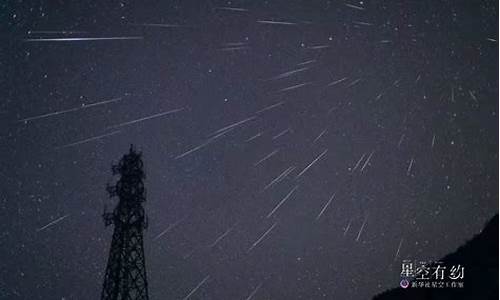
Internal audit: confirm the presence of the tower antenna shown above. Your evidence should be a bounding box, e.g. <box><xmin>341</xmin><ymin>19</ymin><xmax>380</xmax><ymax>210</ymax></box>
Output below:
<box><xmin>101</xmin><ymin>145</ymin><xmax>149</xmax><ymax>300</ymax></box>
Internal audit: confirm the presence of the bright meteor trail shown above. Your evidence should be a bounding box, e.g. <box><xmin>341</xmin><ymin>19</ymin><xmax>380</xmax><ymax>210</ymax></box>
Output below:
<box><xmin>23</xmin><ymin>36</ymin><xmax>144</xmax><ymax>42</ymax></box>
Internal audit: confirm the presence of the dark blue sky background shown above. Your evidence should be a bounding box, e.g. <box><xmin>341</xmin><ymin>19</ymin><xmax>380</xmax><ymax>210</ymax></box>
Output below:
<box><xmin>1</xmin><ymin>1</ymin><xmax>498</xmax><ymax>299</ymax></box>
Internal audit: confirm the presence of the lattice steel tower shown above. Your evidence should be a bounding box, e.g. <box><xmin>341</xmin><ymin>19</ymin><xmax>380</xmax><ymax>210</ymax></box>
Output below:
<box><xmin>101</xmin><ymin>145</ymin><xmax>149</xmax><ymax>300</ymax></box>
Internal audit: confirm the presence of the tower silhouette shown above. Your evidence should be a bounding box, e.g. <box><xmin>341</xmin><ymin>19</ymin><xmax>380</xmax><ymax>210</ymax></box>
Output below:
<box><xmin>101</xmin><ymin>145</ymin><xmax>149</xmax><ymax>300</ymax></box>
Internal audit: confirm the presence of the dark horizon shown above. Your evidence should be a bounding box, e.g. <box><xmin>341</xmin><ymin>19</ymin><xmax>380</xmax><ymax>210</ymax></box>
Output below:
<box><xmin>375</xmin><ymin>213</ymin><xmax>498</xmax><ymax>299</ymax></box>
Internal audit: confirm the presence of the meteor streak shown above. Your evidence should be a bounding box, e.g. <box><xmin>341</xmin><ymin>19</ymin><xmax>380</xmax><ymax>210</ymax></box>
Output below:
<box><xmin>55</xmin><ymin>131</ymin><xmax>121</xmax><ymax>149</ymax></box>
<box><xmin>19</xmin><ymin>97</ymin><xmax>123</xmax><ymax>123</ymax></box>
<box><xmin>266</xmin><ymin>185</ymin><xmax>299</xmax><ymax>218</ymax></box>
<box><xmin>316</xmin><ymin>193</ymin><xmax>336</xmax><ymax>221</ymax></box>
<box><xmin>182</xmin><ymin>276</ymin><xmax>210</xmax><ymax>300</ymax></box>
<box><xmin>247</xmin><ymin>222</ymin><xmax>278</xmax><ymax>253</ymax></box>
<box><xmin>36</xmin><ymin>214</ymin><xmax>70</xmax><ymax>232</ymax></box>
<box><xmin>24</xmin><ymin>36</ymin><xmax>143</xmax><ymax>42</ymax></box>
<box><xmin>107</xmin><ymin>107</ymin><xmax>184</xmax><ymax>129</ymax></box>
<box><xmin>296</xmin><ymin>149</ymin><xmax>328</xmax><ymax>178</ymax></box>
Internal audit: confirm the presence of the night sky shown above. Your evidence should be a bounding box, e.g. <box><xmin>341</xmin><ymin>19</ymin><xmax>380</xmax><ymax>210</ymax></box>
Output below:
<box><xmin>2</xmin><ymin>1</ymin><xmax>498</xmax><ymax>299</ymax></box>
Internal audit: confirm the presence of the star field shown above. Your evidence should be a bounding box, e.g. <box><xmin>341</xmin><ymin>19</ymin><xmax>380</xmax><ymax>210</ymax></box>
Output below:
<box><xmin>1</xmin><ymin>1</ymin><xmax>498</xmax><ymax>299</ymax></box>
